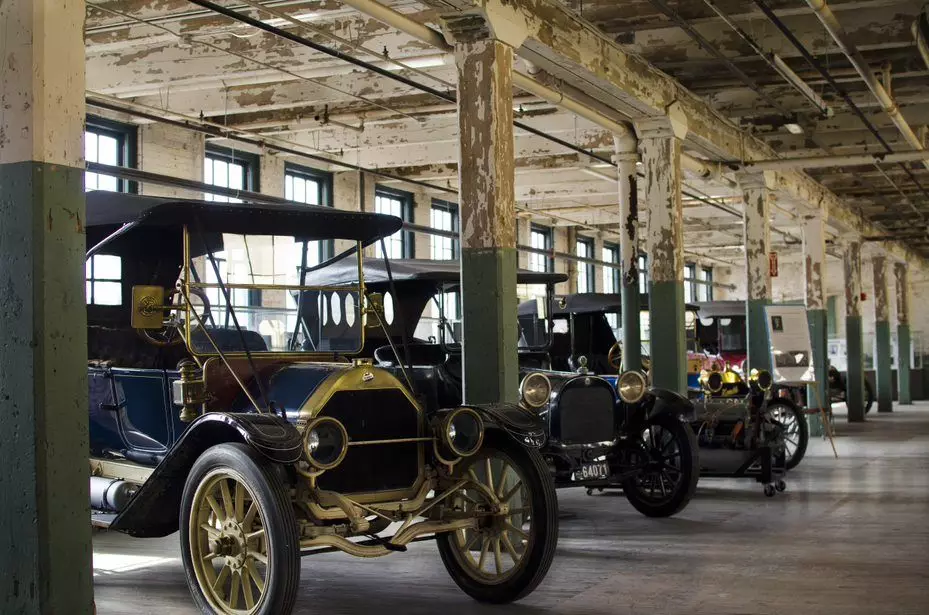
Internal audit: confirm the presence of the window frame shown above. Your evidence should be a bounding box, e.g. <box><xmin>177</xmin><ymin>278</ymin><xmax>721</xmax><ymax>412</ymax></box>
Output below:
<box><xmin>529</xmin><ymin>224</ymin><xmax>554</xmax><ymax>273</ymax></box>
<box><xmin>85</xmin><ymin>116</ymin><xmax>138</xmax><ymax>194</ymax></box>
<box><xmin>204</xmin><ymin>146</ymin><xmax>260</xmax><ymax>201</ymax></box>
<box><xmin>85</xmin><ymin>254</ymin><xmax>123</xmax><ymax>306</ymax></box>
<box><xmin>684</xmin><ymin>263</ymin><xmax>697</xmax><ymax>303</ymax></box>
<box><xmin>374</xmin><ymin>186</ymin><xmax>415</xmax><ymax>259</ymax></box>
<box><xmin>576</xmin><ymin>236</ymin><xmax>595</xmax><ymax>293</ymax></box>
<box><xmin>285</xmin><ymin>163</ymin><xmax>335</xmax><ymax>265</ymax></box>
<box><xmin>430</xmin><ymin>199</ymin><xmax>460</xmax><ymax>260</ymax></box>
<box><xmin>602</xmin><ymin>242</ymin><xmax>620</xmax><ymax>294</ymax></box>
<box><xmin>638</xmin><ymin>253</ymin><xmax>648</xmax><ymax>289</ymax></box>
<box><xmin>698</xmin><ymin>266</ymin><xmax>714</xmax><ymax>301</ymax></box>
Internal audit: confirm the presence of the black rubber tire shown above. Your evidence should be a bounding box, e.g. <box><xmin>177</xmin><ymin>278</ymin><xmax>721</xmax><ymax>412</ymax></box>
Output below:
<box><xmin>622</xmin><ymin>413</ymin><xmax>699</xmax><ymax>518</ymax></box>
<box><xmin>864</xmin><ymin>379</ymin><xmax>875</xmax><ymax>414</ymax></box>
<box><xmin>180</xmin><ymin>443</ymin><xmax>300</xmax><ymax>615</ymax></box>
<box><xmin>436</xmin><ymin>431</ymin><xmax>558</xmax><ymax>604</ymax></box>
<box><xmin>768</xmin><ymin>400</ymin><xmax>809</xmax><ymax>471</ymax></box>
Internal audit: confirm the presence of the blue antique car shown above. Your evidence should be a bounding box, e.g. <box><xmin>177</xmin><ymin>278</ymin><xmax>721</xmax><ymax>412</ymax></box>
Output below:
<box><xmin>85</xmin><ymin>192</ymin><xmax>558</xmax><ymax>614</ymax></box>
<box><xmin>307</xmin><ymin>259</ymin><xmax>699</xmax><ymax>519</ymax></box>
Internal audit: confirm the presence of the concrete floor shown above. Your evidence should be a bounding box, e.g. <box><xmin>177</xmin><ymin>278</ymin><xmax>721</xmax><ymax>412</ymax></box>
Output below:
<box><xmin>93</xmin><ymin>403</ymin><xmax>929</xmax><ymax>615</ymax></box>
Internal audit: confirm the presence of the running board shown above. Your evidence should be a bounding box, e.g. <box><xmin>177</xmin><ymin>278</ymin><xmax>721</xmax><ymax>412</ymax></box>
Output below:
<box><xmin>92</xmin><ymin>512</ymin><xmax>117</xmax><ymax>529</ymax></box>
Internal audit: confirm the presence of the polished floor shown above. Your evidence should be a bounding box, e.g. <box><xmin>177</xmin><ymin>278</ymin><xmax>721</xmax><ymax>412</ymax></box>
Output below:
<box><xmin>93</xmin><ymin>403</ymin><xmax>929</xmax><ymax>615</ymax></box>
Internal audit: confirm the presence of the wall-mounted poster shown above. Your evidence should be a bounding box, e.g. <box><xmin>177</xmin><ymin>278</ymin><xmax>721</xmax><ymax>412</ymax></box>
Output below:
<box><xmin>764</xmin><ymin>304</ymin><xmax>815</xmax><ymax>384</ymax></box>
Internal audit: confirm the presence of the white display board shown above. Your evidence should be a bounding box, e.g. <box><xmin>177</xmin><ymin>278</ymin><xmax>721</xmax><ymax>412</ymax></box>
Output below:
<box><xmin>764</xmin><ymin>304</ymin><xmax>815</xmax><ymax>384</ymax></box>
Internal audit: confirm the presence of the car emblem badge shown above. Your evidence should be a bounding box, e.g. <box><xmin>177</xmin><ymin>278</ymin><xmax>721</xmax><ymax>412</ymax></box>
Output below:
<box><xmin>362</xmin><ymin>371</ymin><xmax>375</xmax><ymax>382</ymax></box>
<box><xmin>584</xmin><ymin>377</ymin><xmax>591</xmax><ymax>386</ymax></box>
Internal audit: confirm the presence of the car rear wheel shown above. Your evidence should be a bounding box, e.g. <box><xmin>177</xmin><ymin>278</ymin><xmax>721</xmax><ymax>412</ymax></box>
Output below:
<box><xmin>622</xmin><ymin>413</ymin><xmax>699</xmax><ymax>518</ymax></box>
<box><xmin>436</xmin><ymin>432</ymin><xmax>558</xmax><ymax>604</ymax></box>
<box><xmin>768</xmin><ymin>401</ymin><xmax>809</xmax><ymax>470</ymax></box>
<box><xmin>180</xmin><ymin>443</ymin><xmax>300</xmax><ymax>615</ymax></box>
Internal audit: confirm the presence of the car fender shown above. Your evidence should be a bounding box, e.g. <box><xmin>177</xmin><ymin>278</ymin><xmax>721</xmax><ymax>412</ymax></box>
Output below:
<box><xmin>108</xmin><ymin>412</ymin><xmax>302</xmax><ymax>538</ymax></box>
<box><xmin>646</xmin><ymin>388</ymin><xmax>695</xmax><ymax>422</ymax></box>
<box><xmin>462</xmin><ymin>402</ymin><xmax>547</xmax><ymax>448</ymax></box>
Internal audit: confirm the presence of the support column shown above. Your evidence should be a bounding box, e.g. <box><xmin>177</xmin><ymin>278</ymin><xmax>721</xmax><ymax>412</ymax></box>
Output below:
<box><xmin>636</xmin><ymin>107</ymin><xmax>688</xmax><ymax>394</ymax></box>
<box><xmin>615</xmin><ymin>134</ymin><xmax>641</xmax><ymax>372</ymax></box>
<box><xmin>844</xmin><ymin>240</ymin><xmax>866</xmax><ymax>422</ymax></box>
<box><xmin>566</xmin><ymin>227</ymin><xmax>579</xmax><ymax>293</ymax></box>
<box><xmin>0</xmin><ymin>1</ymin><xmax>94</xmax><ymax>613</ymax></box>
<box><xmin>444</xmin><ymin>14</ymin><xmax>521</xmax><ymax>404</ymax></box>
<box><xmin>895</xmin><ymin>262</ymin><xmax>912</xmax><ymax>405</ymax></box>
<box><xmin>803</xmin><ymin>212</ymin><xmax>830</xmax><ymax>432</ymax></box>
<box><xmin>738</xmin><ymin>172</ymin><xmax>773</xmax><ymax>373</ymax></box>
<box><xmin>873</xmin><ymin>255</ymin><xmax>893</xmax><ymax>413</ymax></box>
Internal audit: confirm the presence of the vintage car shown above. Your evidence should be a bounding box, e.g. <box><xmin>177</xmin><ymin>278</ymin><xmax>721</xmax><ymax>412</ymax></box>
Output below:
<box><xmin>307</xmin><ymin>260</ymin><xmax>699</xmax><ymax>519</ymax></box>
<box><xmin>519</xmin><ymin>292</ymin><xmax>809</xmax><ymax>472</ymax></box>
<box><xmin>85</xmin><ymin>193</ymin><xmax>558</xmax><ymax>614</ymax></box>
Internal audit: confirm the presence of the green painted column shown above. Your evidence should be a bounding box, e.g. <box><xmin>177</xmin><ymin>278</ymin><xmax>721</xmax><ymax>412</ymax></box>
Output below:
<box><xmin>872</xmin><ymin>256</ymin><xmax>893</xmax><ymax>413</ymax></box>
<box><xmin>803</xmin><ymin>212</ymin><xmax>829</xmax><ymax>431</ymax></box>
<box><xmin>738</xmin><ymin>172</ymin><xmax>772</xmax><ymax>373</ymax></box>
<box><xmin>894</xmin><ymin>262</ymin><xmax>912</xmax><ymax>405</ymax></box>
<box><xmin>636</xmin><ymin>109</ymin><xmax>689</xmax><ymax>394</ymax></box>
<box><xmin>0</xmin><ymin>1</ymin><xmax>94</xmax><ymax>613</ymax></box>
<box><xmin>446</xmin><ymin>19</ymin><xmax>520</xmax><ymax>404</ymax></box>
<box><xmin>844</xmin><ymin>241</ymin><xmax>866</xmax><ymax>422</ymax></box>
<box><xmin>615</xmin><ymin>137</ymin><xmax>642</xmax><ymax>372</ymax></box>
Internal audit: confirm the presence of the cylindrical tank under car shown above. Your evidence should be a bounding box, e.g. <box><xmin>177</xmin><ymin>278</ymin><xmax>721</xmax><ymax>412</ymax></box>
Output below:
<box><xmin>90</xmin><ymin>476</ymin><xmax>140</xmax><ymax>512</ymax></box>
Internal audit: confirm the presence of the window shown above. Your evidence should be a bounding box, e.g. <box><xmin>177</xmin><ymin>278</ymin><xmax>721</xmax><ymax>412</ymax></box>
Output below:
<box><xmin>85</xmin><ymin>117</ymin><xmax>136</xmax><ymax>193</ymax></box>
<box><xmin>430</xmin><ymin>200</ymin><xmax>459</xmax><ymax>260</ymax></box>
<box><xmin>285</xmin><ymin>164</ymin><xmax>334</xmax><ymax>267</ymax></box>
<box><xmin>529</xmin><ymin>225</ymin><xmax>553</xmax><ymax>273</ymax></box>
<box><xmin>576</xmin><ymin>237</ymin><xmax>595</xmax><ymax>293</ymax></box>
<box><xmin>374</xmin><ymin>188</ymin><xmax>414</xmax><ymax>258</ymax></box>
<box><xmin>204</xmin><ymin>147</ymin><xmax>259</xmax><ymax>203</ymax></box>
<box><xmin>85</xmin><ymin>254</ymin><xmax>122</xmax><ymax>306</ymax></box>
<box><xmin>602</xmin><ymin>243</ymin><xmax>620</xmax><ymax>294</ymax></box>
<box><xmin>685</xmin><ymin>263</ymin><xmax>697</xmax><ymax>303</ymax></box>
<box><xmin>638</xmin><ymin>254</ymin><xmax>648</xmax><ymax>289</ymax></box>
<box><xmin>697</xmin><ymin>267</ymin><xmax>713</xmax><ymax>301</ymax></box>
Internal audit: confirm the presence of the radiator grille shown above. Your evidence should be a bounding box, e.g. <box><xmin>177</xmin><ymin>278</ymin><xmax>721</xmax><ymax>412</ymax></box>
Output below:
<box><xmin>557</xmin><ymin>381</ymin><xmax>616</xmax><ymax>444</ymax></box>
<box><xmin>316</xmin><ymin>388</ymin><xmax>421</xmax><ymax>494</ymax></box>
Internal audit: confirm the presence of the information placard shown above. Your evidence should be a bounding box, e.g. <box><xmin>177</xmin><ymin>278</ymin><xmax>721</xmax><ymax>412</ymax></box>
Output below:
<box><xmin>764</xmin><ymin>304</ymin><xmax>815</xmax><ymax>384</ymax></box>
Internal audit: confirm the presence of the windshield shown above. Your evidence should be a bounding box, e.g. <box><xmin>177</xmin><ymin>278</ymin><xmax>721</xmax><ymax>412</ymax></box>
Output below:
<box><xmin>185</xmin><ymin>232</ymin><xmax>364</xmax><ymax>355</ymax></box>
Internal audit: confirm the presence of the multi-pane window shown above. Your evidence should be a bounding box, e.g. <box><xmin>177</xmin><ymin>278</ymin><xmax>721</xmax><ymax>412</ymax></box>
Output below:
<box><xmin>698</xmin><ymin>267</ymin><xmax>713</xmax><ymax>301</ymax></box>
<box><xmin>430</xmin><ymin>200</ymin><xmax>459</xmax><ymax>260</ymax></box>
<box><xmin>685</xmin><ymin>263</ymin><xmax>697</xmax><ymax>303</ymax></box>
<box><xmin>529</xmin><ymin>225</ymin><xmax>553</xmax><ymax>273</ymax></box>
<box><xmin>638</xmin><ymin>254</ymin><xmax>648</xmax><ymax>289</ymax></box>
<box><xmin>85</xmin><ymin>118</ymin><xmax>136</xmax><ymax>193</ymax></box>
<box><xmin>285</xmin><ymin>164</ymin><xmax>333</xmax><ymax>267</ymax></box>
<box><xmin>204</xmin><ymin>147</ymin><xmax>258</xmax><ymax>203</ymax></box>
<box><xmin>576</xmin><ymin>237</ymin><xmax>595</xmax><ymax>293</ymax></box>
<box><xmin>602</xmin><ymin>243</ymin><xmax>620</xmax><ymax>294</ymax></box>
<box><xmin>85</xmin><ymin>254</ymin><xmax>122</xmax><ymax>306</ymax></box>
<box><xmin>374</xmin><ymin>188</ymin><xmax>413</xmax><ymax>259</ymax></box>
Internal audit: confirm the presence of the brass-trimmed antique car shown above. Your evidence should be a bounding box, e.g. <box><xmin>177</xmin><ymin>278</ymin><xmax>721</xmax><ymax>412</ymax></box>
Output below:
<box><xmin>85</xmin><ymin>192</ymin><xmax>558</xmax><ymax>614</ymax></box>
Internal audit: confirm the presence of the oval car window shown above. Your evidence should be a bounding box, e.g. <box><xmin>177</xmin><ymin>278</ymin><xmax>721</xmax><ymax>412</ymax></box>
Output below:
<box><xmin>330</xmin><ymin>292</ymin><xmax>342</xmax><ymax>325</ymax></box>
<box><xmin>344</xmin><ymin>294</ymin><xmax>356</xmax><ymax>327</ymax></box>
<box><xmin>318</xmin><ymin>293</ymin><xmax>329</xmax><ymax>326</ymax></box>
<box><xmin>384</xmin><ymin>292</ymin><xmax>395</xmax><ymax>325</ymax></box>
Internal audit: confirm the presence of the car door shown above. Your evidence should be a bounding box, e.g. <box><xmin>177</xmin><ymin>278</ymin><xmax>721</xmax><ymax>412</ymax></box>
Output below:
<box><xmin>110</xmin><ymin>367</ymin><xmax>174</xmax><ymax>456</ymax></box>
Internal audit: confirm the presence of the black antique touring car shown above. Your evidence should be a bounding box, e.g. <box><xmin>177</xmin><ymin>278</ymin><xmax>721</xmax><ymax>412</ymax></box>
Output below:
<box><xmin>85</xmin><ymin>193</ymin><xmax>558</xmax><ymax>614</ymax></box>
<box><xmin>307</xmin><ymin>259</ymin><xmax>699</xmax><ymax>518</ymax></box>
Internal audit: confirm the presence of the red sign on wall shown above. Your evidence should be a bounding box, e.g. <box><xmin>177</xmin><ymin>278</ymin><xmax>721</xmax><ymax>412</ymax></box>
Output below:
<box><xmin>769</xmin><ymin>251</ymin><xmax>779</xmax><ymax>278</ymax></box>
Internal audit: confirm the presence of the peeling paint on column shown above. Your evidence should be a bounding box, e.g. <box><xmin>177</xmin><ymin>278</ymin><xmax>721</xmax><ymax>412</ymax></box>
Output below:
<box><xmin>453</xmin><ymin>37</ymin><xmax>516</xmax><ymax>250</ymax></box>
<box><xmin>803</xmin><ymin>213</ymin><xmax>826</xmax><ymax>310</ymax></box>
<box><xmin>895</xmin><ymin>262</ymin><xmax>909</xmax><ymax>326</ymax></box>
<box><xmin>844</xmin><ymin>241</ymin><xmax>862</xmax><ymax>319</ymax></box>
<box><xmin>639</xmin><ymin>135</ymin><xmax>683</xmax><ymax>283</ymax></box>
<box><xmin>739</xmin><ymin>175</ymin><xmax>771</xmax><ymax>302</ymax></box>
<box><xmin>873</xmin><ymin>256</ymin><xmax>890</xmax><ymax>323</ymax></box>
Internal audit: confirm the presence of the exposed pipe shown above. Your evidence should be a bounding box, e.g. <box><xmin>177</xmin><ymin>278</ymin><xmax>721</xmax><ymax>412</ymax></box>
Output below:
<box><xmin>804</xmin><ymin>0</ymin><xmax>929</xmax><ymax>170</ymax></box>
<box><xmin>733</xmin><ymin>149</ymin><xmax>929</xmax><ymax>171</ymax></box>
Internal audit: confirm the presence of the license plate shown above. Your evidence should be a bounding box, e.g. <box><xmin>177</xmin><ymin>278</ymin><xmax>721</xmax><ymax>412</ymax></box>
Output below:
<box><xmin>575</xmin><ymin>462</ymin><xmax>610</xmax><ymax>481</ymax></box>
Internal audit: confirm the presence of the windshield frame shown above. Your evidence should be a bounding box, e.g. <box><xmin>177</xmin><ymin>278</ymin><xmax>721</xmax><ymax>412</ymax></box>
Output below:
<box><xmin>181</xmin><ymin>225</ymin><xmax>368</xmax><ymax>359</ymax></box>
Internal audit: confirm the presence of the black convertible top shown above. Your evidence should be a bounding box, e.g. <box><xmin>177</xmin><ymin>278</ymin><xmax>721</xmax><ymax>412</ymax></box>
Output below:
<box><xmin>86</xmin><ymin>191</ymin><xmax>402</xmax><ymax>244</ymax></box>
<box><xmin>306</xmin><ymin>258</ymin><xmax>568</xmax><ymax>287</ymax></box>
<box><xmin>695</xmin><ymin>300</ymin><xmax>746</xmax><ymax>319</ymax></box>
<box><xmin>518</xmin><ymin>292</ymin><xmax>698</xmax><ymax>316</ymax></box>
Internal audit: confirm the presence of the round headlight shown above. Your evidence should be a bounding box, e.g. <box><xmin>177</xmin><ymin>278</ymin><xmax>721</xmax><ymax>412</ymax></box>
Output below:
<box><xmin>751</xmin><ymin>368</ymin><xmax>774</xmax><ymax>391</ymax></box>
<box><xmin>706</xmin><ymin>371</ymin><xmax>723</xmax><ymax>393</ymax></box>
<box><xmin>617</xmin><ymin>370</ymin><xmax>648</xmax><ymax>404</ymax></box>
<box><xmin>439</xmin><ymin>408</ymin><xmax>484</xmax><ymax>457</ymax></box>
<box><xmin>303</xmin><ymin>416</ymin><xmax>348</xmax><ymax>471</ymax></box>
<box><xmin>520</xmin><ymin>372</ymin><xmax>552</xmax><ymax>409</ymax></box>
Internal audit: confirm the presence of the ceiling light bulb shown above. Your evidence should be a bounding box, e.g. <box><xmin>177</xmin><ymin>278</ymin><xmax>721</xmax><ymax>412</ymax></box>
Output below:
<box><xmin>784</xmin><ymin>123</ymin><xmax>804</xmax><ymax>135</ymax></box>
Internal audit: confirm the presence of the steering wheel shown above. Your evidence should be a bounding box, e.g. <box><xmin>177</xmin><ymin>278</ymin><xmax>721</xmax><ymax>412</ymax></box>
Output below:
<box><xmin>136</xmin><ymin>287</ymin><xmax>211</xmax><ymax>347</ymax></box>
<box><xmin>607</xmin><ymin>341</ymin><xmax>623</xmax><ymax>372</ymax></box>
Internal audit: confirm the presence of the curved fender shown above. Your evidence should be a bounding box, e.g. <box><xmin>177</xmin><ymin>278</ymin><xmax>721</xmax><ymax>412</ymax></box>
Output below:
<box><xmin>462</xmin><ymin>402</ymin><xmax>547</xmax><ymax>448</ymax></box>
<box><xmin>109</xmin><ymin>412</ymin><xmax>301</xmax><ymax>538</ymax></box>
<box><xmin>646</xmin><ymin>388</ymin><xmax>695</xmax><ymax>421</ymax></box>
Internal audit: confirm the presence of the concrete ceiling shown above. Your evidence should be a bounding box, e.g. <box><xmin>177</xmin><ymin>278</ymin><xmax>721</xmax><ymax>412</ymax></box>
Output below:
<box><xmin>84</xmin><ymin>0</ymin><xmax>929</xmax><ymax>257</ymax></box>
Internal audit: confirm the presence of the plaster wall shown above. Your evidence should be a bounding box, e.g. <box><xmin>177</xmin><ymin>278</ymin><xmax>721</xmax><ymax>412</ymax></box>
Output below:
<box><xmin>138</xmin><ymin>123</ymin><xmax>205</xmax><ymax>197</ymax></box>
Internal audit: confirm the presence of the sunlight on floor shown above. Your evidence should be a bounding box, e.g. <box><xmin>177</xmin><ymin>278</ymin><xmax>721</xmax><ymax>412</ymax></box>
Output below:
<box><xmin>93</xmin><ymin>552</ymin><xmax>177</xmax><ymax>576</ymax></box>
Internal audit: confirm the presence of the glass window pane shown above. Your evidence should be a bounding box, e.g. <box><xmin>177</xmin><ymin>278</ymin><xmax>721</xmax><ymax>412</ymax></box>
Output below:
<box><xmin>98</xmin><ymin>135</ymin><xmax>119</xmax><ymax>165</ymax></box>
<box><xmin>93</xmin><ymin>281</ymin><xmax>122</xmax><ymax>305</ymax></box>
<box><xmin>284</xmin><ymin>175</ymin><xmax>293</xmax><ymax>200</ymax></box>
<box><xmin>85</xmin><ymin>280</ymin><xmax>92</xmax><ymax>304</ymax></box>
<box><xmin>294</xmin><ymin>177</ymin><xmax>306</xmax><ymax>203</ymax></box>
<box><xmin>94</xmin><ymin>255</ymin><xmax>121</xmax><ymax>279</ymax></box>
<box><xmin>98</xmin><ymin>174</ymin><xmax>118</xmax><ymax>192</ymax></box>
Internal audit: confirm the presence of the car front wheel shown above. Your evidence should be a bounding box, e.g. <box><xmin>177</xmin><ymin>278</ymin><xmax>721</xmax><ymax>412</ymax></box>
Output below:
<box><xmin>436</xmin><ymin>432</ymin><xmax>558</xmax><ymax>604</ymax></box>
<box><xmin>768</xmin><ymin>400</ymin><xmax>809</xmax><ymax>470</ymax></box>
<box><xmin>180</xmin><ymin>443</ymin><xmax>300</xmax><ymax>615</ymax></box>
<box><xmin>622</xmin><ymin>413</ymin><xmax>699</xmax><ymax>518</ymax></box>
